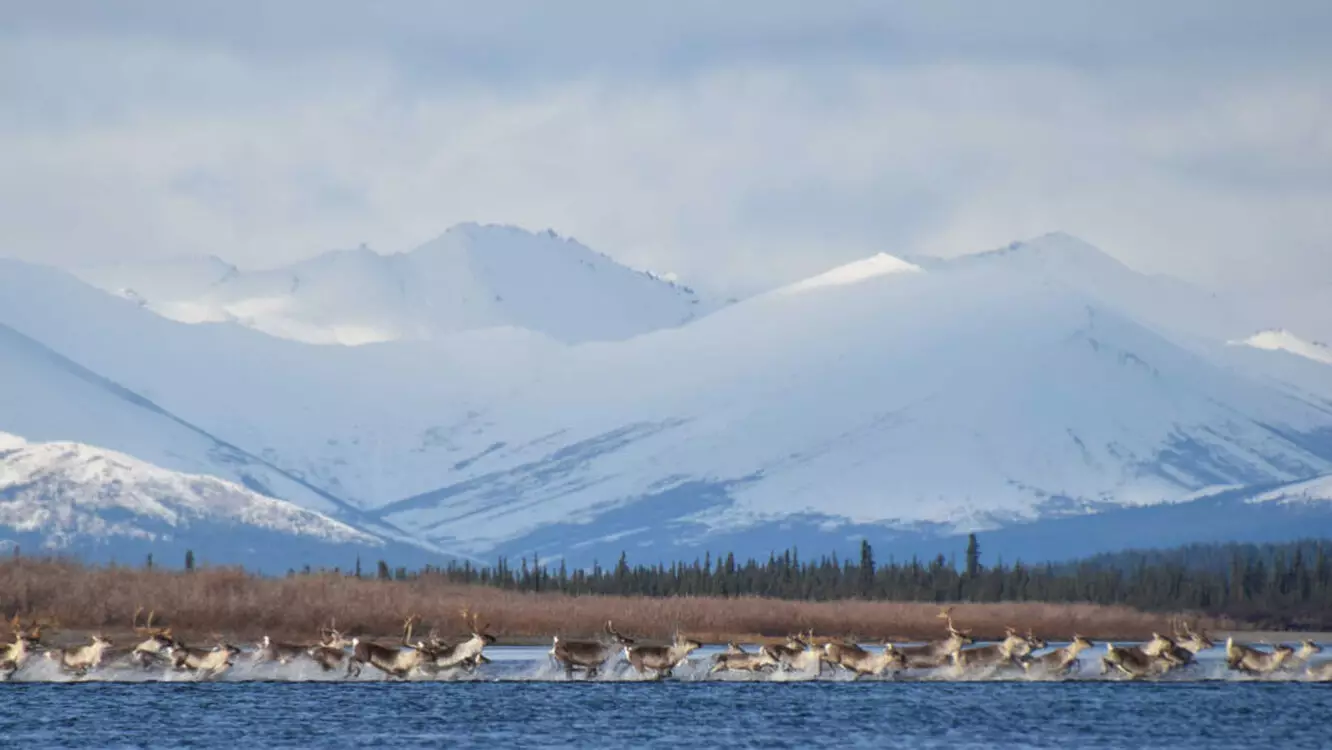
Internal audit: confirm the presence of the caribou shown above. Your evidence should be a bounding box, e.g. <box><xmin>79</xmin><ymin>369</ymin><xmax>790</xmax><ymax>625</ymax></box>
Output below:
<box><xmin>306</xmin><ymin>619</ymin><xmax>355</xmax><ymax>672</ymax></box>
<box><xmin>254</xmin><ymin>634</ymin><xmax>310</xmax><ymax>666</ymax></box>
<box><xmin>170</xmin><ymin>639</ymin><xmax>243</xmax><ymax>680</ymax></box>
<box><xmin>621</xmin><ymin>629</ymin><xmax>703</xmax><ymax>679</ymax></box>
<box><xmin>129</xmin><ymin>607</ymin><xmax>176</xmax><ymax>669</ymax></box>
<box><xmin>47</xmin><ymin>633</ymin><xmax>114</xmax><ymax>676</ymax></box>
<box><xmin>1284</xmin><ymin>639</ymin><xmax>1323</xmax><ymax>672</ymax></box>
<box><xmin>1225</xmin><ymin>638</ymin><xmax>1295</xmax><ymax>676</ymax></box>
<box><xmin>422</xmin><ymin>609</ymin><xmax>496</xmax><ymax>673</ymax></box>
<box><xmin>760</xmin><ymin>632</ymin><xmax>811</xmax><ymax>670</ymax></box>
<box><xmin>1171</xmin><ymin>620</ymin><xmax>1214</xmax><ymax>660</ymax></box>
<box><xmin>1149</xmin><ymin>620</ymin><xmax>1213</xmax><ymax>670</ymax></box>
<box><xmin>1</xmin><ymin>616</ymin><xmax>44</xmax><ymax>681</ymax></box>
<box><xmin>757</xmin><ymin>631</ymin><xmax>824</xmax><ymax>674</ymax></box>
<box><xmin>951</xmin><ymin>628</ymin><xmax>1046</xmax><ymax>673</ymax></box>
<box><xmin>893</xmin><ymin>608</ymin><xmax>975</xmax><ymax>669</ymax></box>
<box><xmin>1101</xmin><ymin>634</ymin><xmax>1183</xmax><ymax>679</ymax></box>
<box><xmin>709</xmin><ymin>642</ymin><xmax>780</xmax><ymax>674</ymax></box>
<box><xmin>550</xmin><ymin>621</ymin><xmax>633</xmax><ymax>678</ymax></box>
<box><xmin>822</xmin><ymin>640</ymin><xmax>906</xmax><ymax>678</ymax></box>
<box><xmin>347</xmin><ymin>615</ymin><xmax>436</xmax><ymax>679</ymax></box>
<box><xmin>1023</xmin><ymin>635</ymin><xmax>1095</xmax><ymax>677</ymax></box>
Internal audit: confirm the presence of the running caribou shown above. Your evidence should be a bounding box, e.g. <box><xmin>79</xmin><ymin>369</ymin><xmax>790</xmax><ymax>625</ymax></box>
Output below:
<box><xmin>1225</xmin><ymin>638</ymin><xmax>1295</xmax><ymax>676</ymax></box>
<box><xmin>951</xmin><ymin>628</ymin><xmax>1046</xmax><ymax>672</ymax></box>
<box><xmin>169</xmin><ymin>636</ymin><xmax>243</xmax><ymax>680</ymax></box>
<box><xmin>709</xmin><ymin>642</ymin><xmax>781</xmax><ymax>674</ymax></box>
<box><xmin>1</xmin><ymin>616</ymin><xmax>44</xmax><ymax>681</ymax></box>
<box><xmin>347</xmin><ymin>615</ymin><xmax>436</xmax><ymax>678</ymax></box>
<box><xmin>47</xmin><ymin>633</ymin><xmax>115</xmax><ymax>676</ymax></box>
<box><xmin>1023</xmin><ymin>635</ymin><xmax>1094</xmax><ymax>677</ymax></box>
<box><xmin>1100</xmin><ymin>633</ymin><xmax>1183</xmax><ymax>679</ymax></box>
<box><xmin>421</xmin><ymin>609</ymin><xmax>497</xmax><ymax>673</ymax></box>
<box><xmin>621</xmin><ymin>629</ymin><xmax>703</xmax><ymax>679</ymax></box>
<box><xmin>307</xmin><ymin>619</ymin><xmax>355</xmax><ymax>672</ymax></box>
<box><xmin>822</xmin><ymin>640</ymin><xmax>906</xmax><ymax>678</ymax></box>
<box><xmin>893</xmin><ymin>608</ymin><xmax>975</xmax><ymax>669</ymax></box>
<box><xmin>550</xmin><ymin>621</ymin><xmax>634</xmax><ymax>678</ymax></box>
<box><xmin>129</xmin><ymin>607</ymin><xmax>176</xmax><ymax>669</ymax></box>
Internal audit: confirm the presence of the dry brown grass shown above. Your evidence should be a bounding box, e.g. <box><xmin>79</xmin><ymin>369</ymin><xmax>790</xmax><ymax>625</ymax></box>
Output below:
<box><xmin>0</xmin><ymin>558</ymin><xmax>1218</xmax><ymax>646</ymax></box>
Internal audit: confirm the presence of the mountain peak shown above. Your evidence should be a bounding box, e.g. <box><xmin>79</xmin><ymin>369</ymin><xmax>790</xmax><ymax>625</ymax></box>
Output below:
<box><xmin>780</xmin><ymin>253</ymin><xmax>923</xmax><ymax>295</ymax></box>
<box><xmin>973</xmin><ymin>231</ymin><xmax>1122</xmax><ymax>268</ymax></box>
<box><xmin>68</xmin><ymin>224</ymin><xmax>712</xmax><ymax>346</ymax></box>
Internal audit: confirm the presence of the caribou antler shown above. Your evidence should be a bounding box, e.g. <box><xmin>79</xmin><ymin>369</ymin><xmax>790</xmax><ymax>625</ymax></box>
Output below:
<box><xmin>459</xmin><ymin>607</ymin><xmax>489</xmax><ymax>636</ymax></box>
<box><xmin>605</xmin><ymin>620</ymin><xmax>633</xmax><ymax>645</ymax></box>
<box><xmin>937</xmin><ymin>607</ymin><xmax>970</xmax><ymax>635</ymax></box>
<box><xmin>133</xmin><ymin>606</ymin><xmax>169</xmax><ymax>637</ymax></box>
<box><xmin>401</xmin><ymin>614</ymin><xmax>421</xmax><ymax>645</ymax></box>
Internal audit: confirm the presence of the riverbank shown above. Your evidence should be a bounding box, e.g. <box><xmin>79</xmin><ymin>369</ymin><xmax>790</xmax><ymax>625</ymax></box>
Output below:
<box><xmin>3</xmin><ymin>557</ymin><xmax>1225</xmax><ymax>645</ymax></box>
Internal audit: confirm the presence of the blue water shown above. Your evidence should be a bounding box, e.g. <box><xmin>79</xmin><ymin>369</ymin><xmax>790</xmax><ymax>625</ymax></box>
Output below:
<box><xmin>2</xmin><ymin>680</ymin><xmax>1330</xmax><ymax>749</ymax></box>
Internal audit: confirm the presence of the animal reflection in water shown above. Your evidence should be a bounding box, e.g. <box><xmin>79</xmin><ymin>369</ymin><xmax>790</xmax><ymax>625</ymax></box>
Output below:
<box><xmin>3</xmin><ymin>607</ymin><xmax>1330</xmax><ymax>684</ymax></box>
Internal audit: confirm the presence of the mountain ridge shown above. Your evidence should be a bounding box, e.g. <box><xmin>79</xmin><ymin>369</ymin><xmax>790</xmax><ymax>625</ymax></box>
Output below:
<box><xmin>4</xmin><ymin>228</ymin><xmax>1331</xmax><ymax>567</ymax></box>
<box><xmin>73</xmin><ymin>223</ymin><xmax>713</xmax><ymax>346</ymax></box>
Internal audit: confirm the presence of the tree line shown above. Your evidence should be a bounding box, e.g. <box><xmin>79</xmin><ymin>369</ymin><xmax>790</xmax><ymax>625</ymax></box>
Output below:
<box><xmin>301</xmin><ymin>535</ymin><xmax>1332</xmax><ymax>629</ymax></box>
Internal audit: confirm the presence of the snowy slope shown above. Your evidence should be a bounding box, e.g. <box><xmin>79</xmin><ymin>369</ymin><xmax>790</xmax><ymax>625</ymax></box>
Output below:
<box><xmin>8</xmin><ymin>230</ymin><xmax>1332</xmax><ymax>567</ymax></box>
<box><xmin>75</xmin><ymin>224</ymin><xmax>710</xmax><ymax>345</ymax></box>
<box><xmin>0</xmin><ymin>432</ymin><xmax>450</xmax><ymax>571</ymax></box>
<box><xmin>1247</xmin><ymin>473</ymin><xmax>1332</xmax><ymax>507</ymax></box>
<box><xmin>75</xmin><ymin>255</ymin><xmax>238</xmax><ymax>304</ymax></box>
<box><xmin>369</xmin><ymin>239</ymin><xmax>1332</xmax><ymax>558</ymax></box>
<box><xmin>0</xmin><ymin>259</ymin><xmax>553</xmax><ymax>508</ymax></box>
<box><xmin>0</xmin><ymin>431</ymin><xmax>373</xmax><ymax>545</ymax></box>
<box><xmin>0</xmin><ymin>317</ymin><xmax>467</xmax><ymax>561</ymax></box>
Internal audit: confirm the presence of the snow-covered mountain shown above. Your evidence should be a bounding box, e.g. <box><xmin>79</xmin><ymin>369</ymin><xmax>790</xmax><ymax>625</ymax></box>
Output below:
<box><xmin>0</xmin><ymin>432</ymin><xmax>443</xmax><ymax>571</ymax></box>
<box><xmin>6</xmin><ymin>229</ymin><xmax>1332</xmax><ymax>567</ymax></box>
<box><xmin>74</xmin><ymin>224</ymin><xmax>711</xmax><ymax>345</ymax></box>
<box><xmin>371</xmin><ymin>234</ymin><xmax>1332</xmax><ymax>561</ymax></box>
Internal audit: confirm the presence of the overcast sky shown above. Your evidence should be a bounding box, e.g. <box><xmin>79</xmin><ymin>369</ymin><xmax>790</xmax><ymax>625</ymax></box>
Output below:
<box><xmin>2</xmin><ymin>1</ymin><xmax>1329</xmax><ymax>296</ymax></box>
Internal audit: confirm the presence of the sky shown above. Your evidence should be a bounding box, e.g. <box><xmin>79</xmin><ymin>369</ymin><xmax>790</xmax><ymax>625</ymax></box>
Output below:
<box><xmin>2</xmin><ymin>1</ymin><xmax>1330</xmax><ymax>297</ymax></box>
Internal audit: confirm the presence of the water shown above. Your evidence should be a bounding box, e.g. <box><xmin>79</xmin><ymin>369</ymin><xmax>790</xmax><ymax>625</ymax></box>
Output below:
<box><xmin>4</xmin><ymin>645</ymin><xmax>1331</xmax><ymax>748</ymax></box>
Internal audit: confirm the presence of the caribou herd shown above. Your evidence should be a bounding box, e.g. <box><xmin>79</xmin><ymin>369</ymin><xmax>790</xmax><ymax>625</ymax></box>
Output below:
<box><xmin>2</xmin><ymin>606</ymin><xmax>1329</xmax><ymax>682</ymax></box>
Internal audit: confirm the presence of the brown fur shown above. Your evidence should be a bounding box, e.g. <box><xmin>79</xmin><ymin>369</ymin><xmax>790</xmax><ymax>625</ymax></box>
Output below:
<box><xmin>1226</xmin><ymin>638</ymin><xmax>1295</xmax><ymax>675</ymax></box>
<box><xmin>550</xmin><ymin>621</ymin><xmax>633</xmax><ymax>678</ymax></box>
<box><xmin>623</xmin><ymin>632</ymin><xmax>703</xmax><ymax>678</ymax></box>
<box><xmin>1024</xmin><ymin>635</ymin><xmax>1094</xmax><ymax>676</ymax></box>
<box><xmin>823</xmin><ymin>641</ymin><xmax>906</xmax><ymax>678</ymax></box>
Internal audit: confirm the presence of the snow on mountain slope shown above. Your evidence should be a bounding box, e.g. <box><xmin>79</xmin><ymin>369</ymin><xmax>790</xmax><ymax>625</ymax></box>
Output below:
<box><xmin>1246</xmin><ymin>473</ymin><xmax>1332</xmax><ymax>507</ymax></box>
<box><xmin>0</xmin><ymin>431</ymin><xmax>374</xmax><ymax>546</ymax></box>
<box><xmin>778</xmin><ymin>253</ymin><xmax>922</xmax><ymax>294</ymax></box>
<box><xmin>369</xmin><ymin>245</ymin><xmax>1332</xmax><ymax>557</ymax></box>
<box><xmin>74</xmin><ymin>255</ymin><xmax>238</xmax><ymax>304</ymax></box>
<box><xmin>75</xmin><ymin>224</ymin><xmax>710</xmax><ymax>345</ymax></box>
<box><xmin>7</xmin><ymin>230</ymin><xmax>1331</xmax><ymax>567</ymax></box>
<box><xmin>0</xmin><ymin>317</ymin><xmax>472</xmax><ymax>561</ymax></box>
<box><xmin>1235</xmin><ymin>329</ymin><xmax>1332</xmax><ymax>366</ymax></box>
<box><xmin>0</xmin><ymin>321</ymin><xmax>349</xmax><ymax>516</ymax></box>
<box><xmin>0</xmin><ymin>431</ymin><xmax>454</xmax><ymax>571</ymax></box>
<box><xmin>0</xmin><ymin>259</ymin><xmax>554</xmax><ymax>508</ymax></box>
<box><xmin>944</xmin><ymin>233</ymin><xmax>1265</xmax><ymax>347</ymax></box>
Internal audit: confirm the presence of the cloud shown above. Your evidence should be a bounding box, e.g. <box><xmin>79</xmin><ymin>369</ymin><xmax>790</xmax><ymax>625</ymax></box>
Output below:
<box><xmin>1</xmin><ymin>2</ymin><xmax>1330</xmax><ymax>297</ymax></box>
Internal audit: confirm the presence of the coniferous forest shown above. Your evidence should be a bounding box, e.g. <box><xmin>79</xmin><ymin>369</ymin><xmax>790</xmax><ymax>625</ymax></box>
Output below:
<box><xmin>340</xmin><ymin>536</ymin><xmax>1332</xmax><ymax>630</ymax></box>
